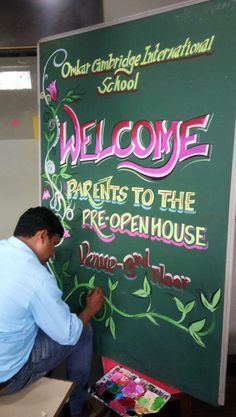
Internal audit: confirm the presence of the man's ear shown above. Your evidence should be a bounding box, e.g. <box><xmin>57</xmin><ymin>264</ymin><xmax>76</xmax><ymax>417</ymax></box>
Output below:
<box><xmin>35</xmin><ymin>229</ymin><xmax>48</xmax><ymax>242</ymax></box>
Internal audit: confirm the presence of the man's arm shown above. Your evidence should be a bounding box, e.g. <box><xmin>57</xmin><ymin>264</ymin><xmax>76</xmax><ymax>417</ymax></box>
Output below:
<box><xmin>78</xmin><ymin>287</ymin><xmax>104</xmax><ymax>326</ymax></box>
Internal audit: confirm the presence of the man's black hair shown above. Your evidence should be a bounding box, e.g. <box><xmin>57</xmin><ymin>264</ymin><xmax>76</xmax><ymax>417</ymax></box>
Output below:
<box><xmin>13</xmin><ymin>207</ymin><xmax>64</xmax><ymax>238</ymax></box>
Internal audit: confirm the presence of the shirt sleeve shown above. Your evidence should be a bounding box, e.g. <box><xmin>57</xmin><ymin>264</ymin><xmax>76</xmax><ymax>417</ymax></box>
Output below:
<box><xmin>29</xmin><ymin>269</ymin><xmax>83</xmax><ymax>345</ymax></box>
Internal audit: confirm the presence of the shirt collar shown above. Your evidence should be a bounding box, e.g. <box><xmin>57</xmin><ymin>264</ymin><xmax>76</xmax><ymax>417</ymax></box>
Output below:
<box><xmin>8</xmin><ymin>236</ymin><xmax>38</xmax><ymax>260</ymax></box>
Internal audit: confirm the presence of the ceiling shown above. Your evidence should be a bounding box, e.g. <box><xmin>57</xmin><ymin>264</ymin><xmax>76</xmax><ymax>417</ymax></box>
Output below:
<box><xmin>0</xmin><ymin>0</ymin><xmax>103</xmax><ymax>49</ymax></box>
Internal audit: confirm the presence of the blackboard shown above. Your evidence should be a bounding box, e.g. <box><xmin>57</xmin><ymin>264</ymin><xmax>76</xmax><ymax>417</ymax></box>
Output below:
<box><xmin>39</xmin><ymin>0</ymin><xmax>236</xmax><ymax>405</ymax></box>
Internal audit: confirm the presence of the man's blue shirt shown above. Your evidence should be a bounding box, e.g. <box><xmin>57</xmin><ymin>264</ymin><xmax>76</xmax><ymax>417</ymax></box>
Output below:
<box><xmin>0</xmin><ymin>236</ymin><xmax>83</xmax><ymax>382</ymax></box>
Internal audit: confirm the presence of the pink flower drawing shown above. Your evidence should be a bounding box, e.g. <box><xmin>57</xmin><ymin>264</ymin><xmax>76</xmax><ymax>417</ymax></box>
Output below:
<box><xmin>63</xmin><ymin>229</ymin><xmax>71</xmax><ymax>238</ymax></box>
<box><xmin>42</xmin><ymin>187</ymin><xmax>51</xmax><ymax>200</ymax></box>
<box><xmin>46</xmin><ymin>80</ymin><xmax>58</xmax><ymax>101</ymax></box>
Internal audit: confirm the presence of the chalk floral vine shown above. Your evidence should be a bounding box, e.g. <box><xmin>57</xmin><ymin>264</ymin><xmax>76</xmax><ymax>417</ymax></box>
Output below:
<box><xmin>49</xmin><ymin>258</ymin><xmax>221</xmax><ymax>348</ymax></box>
<box><xmin>40</xmin><ymin>49</ymin><xmax>81</xmax><ymax>242</ymax></box>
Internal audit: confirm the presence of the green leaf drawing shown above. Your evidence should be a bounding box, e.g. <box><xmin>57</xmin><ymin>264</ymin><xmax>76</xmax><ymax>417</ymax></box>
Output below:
<box><xmin>65</xmin><ymin>90</ymin><xmax>80</xmax><ymax>102</ymax></box>
<box><xmin>173</xmin><ymin>298</ymin><xmax>195</xmax><ymax>324</ymax></box>
<box><xmin>65</xmin><ymin>90</ymin><xmax>74</xmax><ymax>97</ymax></box>
<box><xmin>109</xmin><ymin>317</ymin><xmax>116</xmax><ymax>339</ymax></box>
<box><xmin>189</xmin><ymin>318</ymin><xmax>206</xmax><ymax>333</ymax></box>
<box><xmin>189</xmin><ymin>318</ymin><xmax>206</xmax><ymax>347</ymax></box>
<box><xmin>132</xmin><ymin>276</ymin><xmax>151</xmax><ymax>298</ymax></box>
<box><xmin>63</xmin><ymin>260</ymin><xmax>70</xmax><ymax>272</ymax></box>
<box><xmin>108</xmin><ymin>278</ymin><xmax>113</xmax><ymax>291</ymax></box>
<box><xmin>88</xmin><ymin>275</ymin><xmax>95</xmax><ymax>287</ymax></box>
<box><xmin>173</xmin><ymin>297</ymin><xmax>185</xmax><ymax>312</ymax></box>
<box><xmin>200</xmin><ymin>288</ymin><xmax>221</xmax><ymax>312</ymax></box>
<box><xmin>74</xmin><ymin>275</ymin><xmax>79</xmax><ymax>288</ymax></box>
<box><xmin>65</xmin><ymin>97</ymin><xmax>73</xmax><ymax>103</ymax></box>
<box><xmin>143</xmin><ymin>276</ymin><xmax>151</xmax><ymax>296</ymax></box>
<box><xmin>105</xmin><ymin>317</ymin><xmax>110</xmax><ymax>328</ymax></box>
<box><xmin>200</xmin><ymin>293</ymin><xmax>212</xmax><ymax>310</ymax></box>
<box><xmin>211</xmin><ymin>288</ymin><xmax>221</xmax><ymax>309</ymax></box>
<box><xmin>132</xmin><ymin>289</ymin><xmax>149</xmax><ymax>298</ymax></box>
<box><xmin>71</xmin><ymin>94</ymin><xmax>80</xmax><ymax>101</ymax></box>
<box><xmin>60</xmin><ymin>166</ymin><xmax>67</xmax><ymax>174</ymax></box>
<box><xmin>111</xmin><ymin>281</ymin><xmax>119</xmax><ymax>291</ymax></box>
<box><xmin>146</xmin><ymin>314</ymin><xmax>159</xmax><ymax>326</ymax></box>
<box><xmin>185</xmin><ymin>300</ymin><xmax>195</xmax><ymax>314</ymax></box>
<box><xmin>190</xmin><ymin>332</ymin><xmax>206</xmax><ymax>348</ymax></box>
<box><xmin>61</xmin><ymin>173</ymin><xmax>71</xmax><ymax>179</ymax></box>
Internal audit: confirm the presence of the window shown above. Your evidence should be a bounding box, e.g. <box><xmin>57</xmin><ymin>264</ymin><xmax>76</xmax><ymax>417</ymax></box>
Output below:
<box><xmin>0</xmin><ymin>54</ymin><xmax>37</xmax><ymax>140</ymax></box>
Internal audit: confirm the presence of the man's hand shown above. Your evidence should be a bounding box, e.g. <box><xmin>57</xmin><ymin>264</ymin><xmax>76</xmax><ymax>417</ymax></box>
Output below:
<box><xmin>86</xmin><ymin>287</ymin><xmax>104</xmax><ymax>315</ymax></box>
<box><xmin>78</xmin><ymin>287</ymin><xmax>104</xmax><ymax>326</ymax></box>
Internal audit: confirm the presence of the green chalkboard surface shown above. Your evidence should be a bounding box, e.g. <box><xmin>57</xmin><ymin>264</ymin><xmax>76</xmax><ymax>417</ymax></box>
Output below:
<box><xmin>39</xmin><ymin>0</ymin><xmax>236</xmax><ymax>405</ymax></box>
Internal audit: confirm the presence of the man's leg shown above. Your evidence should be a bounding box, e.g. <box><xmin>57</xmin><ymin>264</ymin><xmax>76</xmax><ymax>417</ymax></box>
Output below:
<box><xmin>0</xmin><ymin>325</ymin><xmax>93</xmax><ymax>416</ymax></box>
<box><xmin>66</xmin><ymin>323</ymin><xmax>93</xmax><ymax>416</ymax></box>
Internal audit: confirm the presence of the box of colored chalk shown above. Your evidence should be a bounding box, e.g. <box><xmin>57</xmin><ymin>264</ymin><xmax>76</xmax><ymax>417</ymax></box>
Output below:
<box><xmin>89</xmin><ymin>366</ymin><xmax>171</xmax><ymax>416</ymax></box>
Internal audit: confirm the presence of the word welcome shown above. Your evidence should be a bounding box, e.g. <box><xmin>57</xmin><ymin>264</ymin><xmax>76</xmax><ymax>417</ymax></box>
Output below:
<box><xmin>60</xmin><ymin>104</ymin><xmax>212</xmax><ymax>179</ymax></box>
<box><xmin>81</xmin><ymin>209</ymin><xmax>208</xmax><ymax>250</ymax></box>
<box><xmin>79</xmin><ymin>240</ymin><xmax>191</xmax><ymax>288</ymax></box>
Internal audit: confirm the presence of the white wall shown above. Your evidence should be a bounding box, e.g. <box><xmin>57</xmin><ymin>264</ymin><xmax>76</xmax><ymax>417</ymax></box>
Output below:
<box><xmin>103</xmin><ymin>0</ymin><xmax>200</xmax><ymax>21</ymax></box>
<box><xmin>0</xmin><ymin>139</ymin><xmax>39</xmax><ymax>239</ymax></box>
